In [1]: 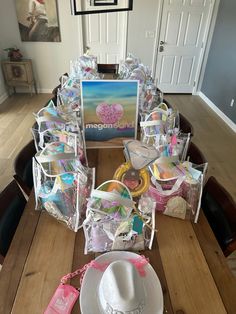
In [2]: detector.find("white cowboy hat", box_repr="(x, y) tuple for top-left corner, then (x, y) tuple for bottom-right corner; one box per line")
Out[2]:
(80, 251), (163, 314)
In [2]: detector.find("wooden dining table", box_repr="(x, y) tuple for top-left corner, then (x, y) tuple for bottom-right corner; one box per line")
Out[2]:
(0, 148), (236, 314)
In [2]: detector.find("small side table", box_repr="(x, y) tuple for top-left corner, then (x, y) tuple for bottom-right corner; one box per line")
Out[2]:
(1, 59), (37, 95)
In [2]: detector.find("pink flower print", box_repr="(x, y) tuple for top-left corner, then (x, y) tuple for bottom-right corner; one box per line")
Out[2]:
(96, 103), (124, 124)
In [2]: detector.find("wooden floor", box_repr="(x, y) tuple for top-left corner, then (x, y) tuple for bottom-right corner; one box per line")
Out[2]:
(0, 93), (51, 191)
(165, 94), (236, 202)
(0, 93), (236, 202)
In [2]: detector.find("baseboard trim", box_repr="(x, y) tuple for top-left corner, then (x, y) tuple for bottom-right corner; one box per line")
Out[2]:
(9, 88), (52, 94)
(38, 89), (53, 93)
(199, 92), (236, 133)
(0, 92), (8, 104)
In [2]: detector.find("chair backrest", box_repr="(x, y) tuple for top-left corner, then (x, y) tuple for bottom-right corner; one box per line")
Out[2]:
(187, 142), (207, 165)
(44, 97), (57, 107)
(13, 140), (36, 196)
(163, 98), (173, 109)
(202, 176), (236, 257)
(0, 180), (26, 258)
(156, 96), (192, 135)
(179, 113), (194, 136)
(97, 63), (119, 74)
(52, 84), (60, 97)
(52, 73), (69, 96)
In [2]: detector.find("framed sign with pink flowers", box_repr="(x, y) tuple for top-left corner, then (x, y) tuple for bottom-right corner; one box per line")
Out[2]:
(81, 80), (139, 148)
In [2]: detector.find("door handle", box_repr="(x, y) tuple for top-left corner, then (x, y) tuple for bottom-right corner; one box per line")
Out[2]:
(159, 45), (164, 52)
(160, 40), (165, 45)
(85, 46), (90, 54)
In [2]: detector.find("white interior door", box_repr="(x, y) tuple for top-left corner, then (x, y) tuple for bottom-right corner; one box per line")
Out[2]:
(83, 12), (127, 63)
(155, 0), (213, 93)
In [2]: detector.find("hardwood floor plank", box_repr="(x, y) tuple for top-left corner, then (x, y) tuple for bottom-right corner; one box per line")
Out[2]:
(11, 212), (75, 314)
(165, 94), (236, 201)
(0, 93), (51, 191)
(157, 214), (226, 314)
(0, 193), (41, 314)
(193, 211), (236, 314)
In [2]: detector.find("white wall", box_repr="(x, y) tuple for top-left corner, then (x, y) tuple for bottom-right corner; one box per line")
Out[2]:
(127, 0), (159, 71)
(0, 0), (160, 93)
(0, 0), (83, 92)
(0, 68), (7, 104)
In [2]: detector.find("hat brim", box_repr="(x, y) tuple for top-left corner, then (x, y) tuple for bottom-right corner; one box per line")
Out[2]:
(80, 251), (163, 314)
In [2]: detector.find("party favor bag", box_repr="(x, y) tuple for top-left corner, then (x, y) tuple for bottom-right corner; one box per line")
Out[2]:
(33, 142), (94, 231)
(33, 128), (87, 165)
(148, 157), (206, 222)
(83, 180), (155, 253)
(140, 107), (180, 145)
(155, 133), (190, 162)
(34, 100), (79, 134)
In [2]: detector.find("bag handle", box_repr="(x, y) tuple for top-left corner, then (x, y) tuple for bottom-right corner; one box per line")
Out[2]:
(91, 190), (134, 208)
(35, 152), (76, 163)
(140, 120), (162, 127)
(151, 176), (185, 196)
(36, 116), (66, 124)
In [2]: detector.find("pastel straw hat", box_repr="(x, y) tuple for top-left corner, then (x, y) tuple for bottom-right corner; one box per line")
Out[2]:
(80, 251), (163, 314)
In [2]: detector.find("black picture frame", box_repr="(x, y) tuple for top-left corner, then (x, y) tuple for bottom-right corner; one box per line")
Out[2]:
(71, 0), (133, 15)
(92, 0), (118, 6)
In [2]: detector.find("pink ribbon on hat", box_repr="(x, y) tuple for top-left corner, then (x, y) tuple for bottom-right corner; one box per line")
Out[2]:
(127, 255), (149, 277)
(60, 255), (150, 290)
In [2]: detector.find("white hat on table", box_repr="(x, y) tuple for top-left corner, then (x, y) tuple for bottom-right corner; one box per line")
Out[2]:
(80, 251), (163, 314)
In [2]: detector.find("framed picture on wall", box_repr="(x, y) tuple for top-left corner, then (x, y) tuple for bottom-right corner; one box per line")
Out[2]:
(71, 0), (133, 15)
(91, 0), (118, 6)
(81, 80), (139, 148)
(14, 0), (61, 42)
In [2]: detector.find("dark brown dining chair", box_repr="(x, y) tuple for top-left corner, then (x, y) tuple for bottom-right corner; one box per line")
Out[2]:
(52, 72), (69, 97)
(157, 94), (192, 135)
(45, 96), (57, 107)
(163, 98), (174, 110)
(97, 63), (119, 76)
(0, 180), (26, 260)
(13, 140), (36, 197)
(201, 176), (236, 257)
(179, 113), (194, 136)
(186, 142), (207, 165)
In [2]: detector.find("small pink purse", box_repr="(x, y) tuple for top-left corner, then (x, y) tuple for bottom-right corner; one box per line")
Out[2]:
(44, 284), (79, 314)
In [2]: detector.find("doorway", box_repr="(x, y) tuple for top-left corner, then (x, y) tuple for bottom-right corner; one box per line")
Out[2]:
(82, 11), (128, 63)
(154, 0), (215, 93)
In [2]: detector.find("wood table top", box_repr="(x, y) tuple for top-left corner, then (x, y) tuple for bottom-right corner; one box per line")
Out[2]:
(0, 148), (236, 314)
